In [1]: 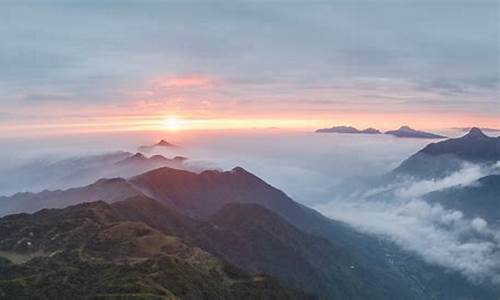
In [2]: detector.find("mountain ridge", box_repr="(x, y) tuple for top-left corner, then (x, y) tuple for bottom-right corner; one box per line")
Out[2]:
(393, 127), (500, 178)
(0, 164), (497, 298)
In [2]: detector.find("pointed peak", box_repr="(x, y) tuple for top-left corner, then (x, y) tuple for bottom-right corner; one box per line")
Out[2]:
(157, 140), (175, 147)
(465, 127), (488, 138)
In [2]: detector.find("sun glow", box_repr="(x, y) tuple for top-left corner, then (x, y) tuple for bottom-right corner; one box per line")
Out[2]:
(164, 116), (180, 130)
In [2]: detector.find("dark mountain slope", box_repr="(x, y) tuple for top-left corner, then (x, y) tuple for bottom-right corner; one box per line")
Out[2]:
(420, 127), (500, 161)
(130, 167), (364, 262)
(393, 127), (500, 178)
(108, 196), (364, 297)
(130, 166), (340, 236)
(0, 201), (307, 300)
(111, 194), (202, 240)
(129, 168), (496, 299)
(206, 203), (375, 298)
(112, 196), (369, 297)
(1, 165), (496, 298)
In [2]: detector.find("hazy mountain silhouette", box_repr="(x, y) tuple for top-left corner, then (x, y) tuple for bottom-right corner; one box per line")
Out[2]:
(138, 139), (177, 152)
(385, 126), (446, 139)
(316, 125), (381, 134)
(0, 152), (189, 196)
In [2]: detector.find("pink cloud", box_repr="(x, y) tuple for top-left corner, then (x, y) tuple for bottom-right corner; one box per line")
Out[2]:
(154, 74), (218, 89)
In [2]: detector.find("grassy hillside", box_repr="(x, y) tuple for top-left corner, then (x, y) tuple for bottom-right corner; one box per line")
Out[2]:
(0, 201), (308, 300)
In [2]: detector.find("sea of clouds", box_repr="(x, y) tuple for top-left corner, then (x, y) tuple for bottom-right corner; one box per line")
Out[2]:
(316, 162), (500, 284)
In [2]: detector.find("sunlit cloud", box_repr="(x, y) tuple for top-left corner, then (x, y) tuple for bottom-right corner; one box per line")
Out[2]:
(0, 1), (497, 136)
(153, 74), (218, 89)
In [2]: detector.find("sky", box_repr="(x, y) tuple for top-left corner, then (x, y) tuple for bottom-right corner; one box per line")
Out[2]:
(0, 0), (499, 135)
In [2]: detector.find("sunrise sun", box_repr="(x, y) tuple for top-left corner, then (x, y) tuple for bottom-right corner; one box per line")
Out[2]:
(164, 116), (180, 130)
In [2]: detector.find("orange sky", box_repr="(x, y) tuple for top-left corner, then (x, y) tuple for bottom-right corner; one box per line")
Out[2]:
(2, 71), (497, 137)
(1, 109), (498, 137)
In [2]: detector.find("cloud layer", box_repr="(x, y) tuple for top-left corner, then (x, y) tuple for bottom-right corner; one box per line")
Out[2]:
(1, 1), (498, 132)
(316, 163), (500, 284)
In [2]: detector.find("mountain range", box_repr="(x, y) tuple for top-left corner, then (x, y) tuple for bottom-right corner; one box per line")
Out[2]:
(0, 129), (499, 298)
(0, 151), (190, 196)
(315, 125), (446, 139)
(1, 165), (497, 298)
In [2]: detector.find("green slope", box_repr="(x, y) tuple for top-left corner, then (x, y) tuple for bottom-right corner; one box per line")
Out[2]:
(0, 201), (308, 300)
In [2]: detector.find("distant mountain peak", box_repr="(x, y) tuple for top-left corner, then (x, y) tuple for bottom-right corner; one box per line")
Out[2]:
(393, 125), (500, 178)
(385, 126), (446, 139)
(452, 127), (500, 133)
(465, 127), (488, 139)
(137, 140), (177, 153)
(157, 139), (175, 147)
